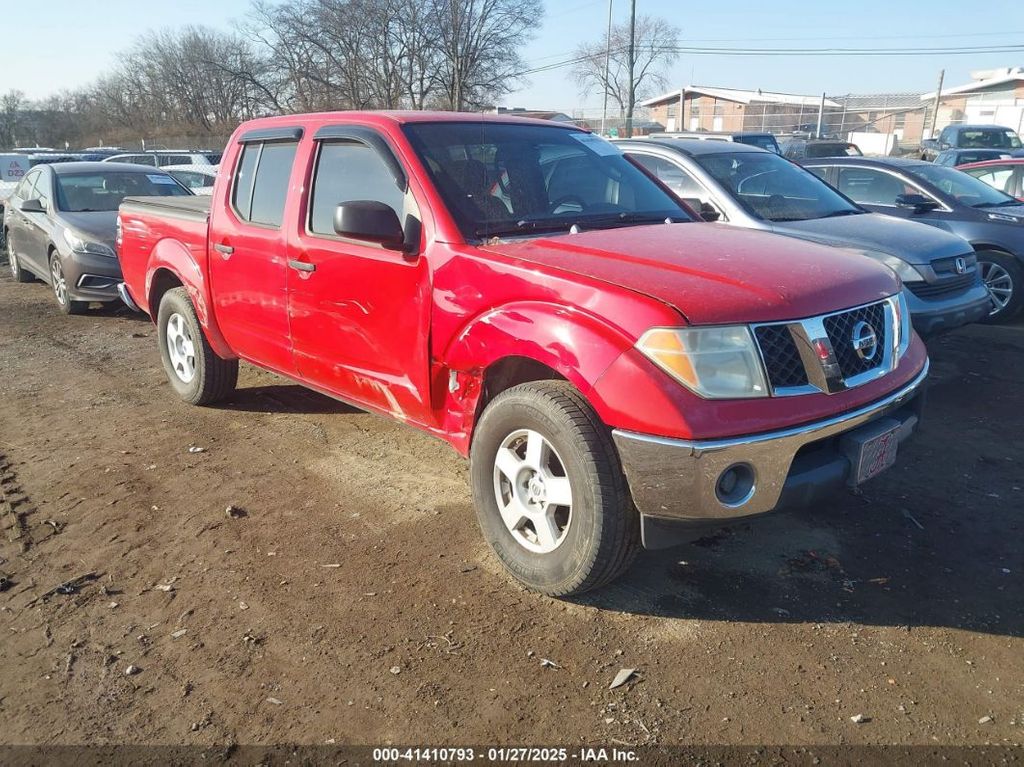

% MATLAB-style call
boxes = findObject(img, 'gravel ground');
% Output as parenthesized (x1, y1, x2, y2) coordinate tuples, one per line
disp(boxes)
(0, 272, 1021, 749)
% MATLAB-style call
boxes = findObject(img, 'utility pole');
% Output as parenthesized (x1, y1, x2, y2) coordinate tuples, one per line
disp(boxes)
(929, 69, 945, 140)
(624, 0, 636, 138)
(815, 92, 825, 139)
(600, 0, 613, 137)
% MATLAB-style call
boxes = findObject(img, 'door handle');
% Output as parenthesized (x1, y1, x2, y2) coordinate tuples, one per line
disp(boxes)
(288, 259, 316, 273)
(214, 243, 234, 256)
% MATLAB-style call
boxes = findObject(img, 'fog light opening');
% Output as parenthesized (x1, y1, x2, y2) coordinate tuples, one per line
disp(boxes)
(715, 463, 756, 507)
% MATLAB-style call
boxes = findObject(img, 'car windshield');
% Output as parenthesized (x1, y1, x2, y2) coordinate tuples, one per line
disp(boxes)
(694, 150, 861, 222)
(55, 171, 190, 212)
(958, 129, 1022, 150)
(402, 122, 689, 238)
(806, 143, 862, 158)
(903, 163, 1018, 208)
(735, 135, 780, 153)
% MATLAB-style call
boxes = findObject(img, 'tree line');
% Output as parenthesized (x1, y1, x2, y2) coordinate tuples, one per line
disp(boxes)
(2, 0, 542, 149)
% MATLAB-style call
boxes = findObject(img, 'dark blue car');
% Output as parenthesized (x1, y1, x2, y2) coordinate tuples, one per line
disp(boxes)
(805, 157, 1024, 322)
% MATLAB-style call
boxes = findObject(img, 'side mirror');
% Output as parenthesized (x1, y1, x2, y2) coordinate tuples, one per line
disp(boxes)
(698, 202, 721, 222)
(895, 193, 940, 213)
(334, 200, 407, 250)
(20, 198, 45, 213)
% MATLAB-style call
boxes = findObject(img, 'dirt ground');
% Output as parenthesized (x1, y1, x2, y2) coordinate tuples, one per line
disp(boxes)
(0, 271, 1021, 749)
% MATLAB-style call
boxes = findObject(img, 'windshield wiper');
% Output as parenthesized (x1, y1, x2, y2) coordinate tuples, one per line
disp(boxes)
(574, 212, 687, 229)
(821, 209, 864, 217)
(973, 200, 1020, 209)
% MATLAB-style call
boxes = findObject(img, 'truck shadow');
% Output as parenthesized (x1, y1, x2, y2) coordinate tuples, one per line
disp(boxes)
(222, 385, 362, 415)
(577, 323, 1024, 638)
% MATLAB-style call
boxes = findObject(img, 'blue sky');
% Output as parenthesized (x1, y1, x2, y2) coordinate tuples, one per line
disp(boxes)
(6, 0, 1024, 111)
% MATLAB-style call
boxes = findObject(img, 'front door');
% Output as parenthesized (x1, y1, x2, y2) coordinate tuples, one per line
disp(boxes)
(834, 166, 946, 224)
(287, 132, 432, 424)
(208, 137, 300, 375)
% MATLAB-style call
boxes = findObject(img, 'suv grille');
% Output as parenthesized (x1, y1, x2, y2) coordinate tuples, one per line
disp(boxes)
(754, 325, 809, 388)
(823, 302, 887, 379)
(907, 272, 977, 299)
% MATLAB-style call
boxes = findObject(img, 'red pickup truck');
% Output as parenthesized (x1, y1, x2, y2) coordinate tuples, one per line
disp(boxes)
(116, 112, 929, 595)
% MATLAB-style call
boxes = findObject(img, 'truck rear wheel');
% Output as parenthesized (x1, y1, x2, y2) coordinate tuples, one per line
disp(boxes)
(157, 287, 238, 405)
(470, 381, 640, 596)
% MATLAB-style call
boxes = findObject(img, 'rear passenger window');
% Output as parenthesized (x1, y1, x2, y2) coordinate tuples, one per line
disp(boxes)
(309, 142, 406, 236)
(233, 141, 298, 228)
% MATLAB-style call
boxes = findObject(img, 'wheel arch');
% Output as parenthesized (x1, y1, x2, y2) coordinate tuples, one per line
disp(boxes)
(436, 301, 636, 455)
(144, 240, 234, 359)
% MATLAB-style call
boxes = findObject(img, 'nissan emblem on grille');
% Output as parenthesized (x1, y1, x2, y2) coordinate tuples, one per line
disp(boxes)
(851, 320, 879, 362)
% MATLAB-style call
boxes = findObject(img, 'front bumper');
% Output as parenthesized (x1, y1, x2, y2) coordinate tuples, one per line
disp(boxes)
(905, 281, 992, 336)
(62, 248, 123, 302)
(613, 361, 928, 539)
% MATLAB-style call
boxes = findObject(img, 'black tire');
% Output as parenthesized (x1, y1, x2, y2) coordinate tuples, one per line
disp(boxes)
(156, 287, 238, 405)
(49, 252, 87, 315)
(470, 380, 640, 596)
(6, 234, 34, 283)
(976, 250, 1023, 324)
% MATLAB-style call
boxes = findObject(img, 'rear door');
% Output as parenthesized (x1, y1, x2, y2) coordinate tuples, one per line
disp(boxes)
(208, 129, 301, 375)
(286, 126, 433, 423)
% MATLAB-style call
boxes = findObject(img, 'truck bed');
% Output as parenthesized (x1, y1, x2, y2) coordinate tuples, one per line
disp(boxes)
(117, 195, 212, 317)
(120, 194, 211, 221)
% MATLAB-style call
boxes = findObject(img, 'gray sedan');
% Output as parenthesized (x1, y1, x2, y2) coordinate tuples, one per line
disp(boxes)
(2, 162, 190, 314)
(617, 139, 992, 336)
(803, 157, 1024, 323)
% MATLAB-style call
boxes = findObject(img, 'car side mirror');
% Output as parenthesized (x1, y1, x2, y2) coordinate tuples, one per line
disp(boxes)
(334, 201, 409, 251)
(20, 198, 45, 213)
(895, 193, 940, 213)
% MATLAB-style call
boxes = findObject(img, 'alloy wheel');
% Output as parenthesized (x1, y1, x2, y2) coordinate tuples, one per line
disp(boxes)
(50, 257, 68, 306)
(980, 260, 1013, 315)
(7, 238, 16, 278)
(165, 312, 197, 384)
(492, 428, 573, 554)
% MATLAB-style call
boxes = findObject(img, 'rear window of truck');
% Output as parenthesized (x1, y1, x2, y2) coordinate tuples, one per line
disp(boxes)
(232, 141, 298, 228)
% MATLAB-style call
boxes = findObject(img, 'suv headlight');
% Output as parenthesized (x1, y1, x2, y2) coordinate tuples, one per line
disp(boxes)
(878, 254, 925, 284)
(63, 228, 115, 258)
(637, 325, 768, 399)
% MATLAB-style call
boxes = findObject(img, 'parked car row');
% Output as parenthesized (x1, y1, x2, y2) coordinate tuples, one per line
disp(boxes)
(0, 112, 1007, 595)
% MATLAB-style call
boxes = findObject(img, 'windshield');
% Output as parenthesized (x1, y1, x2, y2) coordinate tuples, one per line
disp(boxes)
(806, 143, 862, 158)
(903, 163, 1017, 208)
(694, 151, 861, 222)
(402, 122, 689, 238)
(958, 129, 1022, 150)
(735, 135, 780, 153)
(55, 171, 190, 212)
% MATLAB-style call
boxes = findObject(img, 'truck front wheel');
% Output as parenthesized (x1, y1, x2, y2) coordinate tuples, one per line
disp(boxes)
(470, 381, 640, 596)
(157, 287, 238, 405)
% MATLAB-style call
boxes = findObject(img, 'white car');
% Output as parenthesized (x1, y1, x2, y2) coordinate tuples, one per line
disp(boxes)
(103, 150, 222, 168)
(162, 164, 218, 195)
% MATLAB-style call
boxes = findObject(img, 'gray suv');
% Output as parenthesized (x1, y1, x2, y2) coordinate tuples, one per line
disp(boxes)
(618, 138, 992, 335)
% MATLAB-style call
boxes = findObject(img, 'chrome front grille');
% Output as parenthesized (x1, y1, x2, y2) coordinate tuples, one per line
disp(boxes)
(753, 324, 809, 388)
(753, 298, 896, 396)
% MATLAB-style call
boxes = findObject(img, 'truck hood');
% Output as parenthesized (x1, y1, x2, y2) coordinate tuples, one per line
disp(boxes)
(481, 222, 898, 325)
(772, 212, 969, 265)
(60, 210, 119, 250)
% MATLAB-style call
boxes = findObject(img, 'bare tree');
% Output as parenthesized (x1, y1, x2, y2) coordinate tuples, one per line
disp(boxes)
(572, 15, 680, 131)
(0, 90, 26, 147)
(430, 0, 542, 110)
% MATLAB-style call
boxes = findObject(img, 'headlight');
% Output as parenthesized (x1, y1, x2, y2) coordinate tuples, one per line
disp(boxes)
(62, 228, 115, 258)
(892, 290, 913, 359)
(636, 325, 768, 399)
(878, 254, 925, 284)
